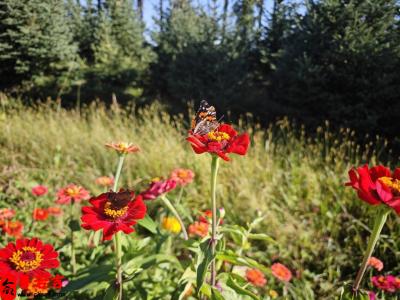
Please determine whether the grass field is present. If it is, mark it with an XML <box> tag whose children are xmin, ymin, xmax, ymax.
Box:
<box><xmin>0</xmin><ymin>96</ymin><xmax>399</xmax><ymax>299</ymax></box>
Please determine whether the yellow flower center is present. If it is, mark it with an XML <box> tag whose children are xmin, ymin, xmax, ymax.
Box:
<box><xmin>9</xmin><ymin>246</ymin><xmax>43</xmax><ymax>272</ymax></box>
<box><xmin>152</xmin><ymin>177</ymin><xmax>161</xmax><ymax>183</ymax></box>
<box><xmin>379</xmin><ymin>176</ymin><xmax>400</xmax><ymax>193</ymax></box>
<box><xmin>177</xmin><ymin>170</ymin><xmax>188</xmax><ymax>179</ymax></box>
<box><xmin>104</xmin><ymin>202</ymin><xmax>128</xmax><ymax>219</ymax></box>
<box><xmin>162</xmin><ymin>217</ymin><xmax>181</xmax><ymax>234</ymax></box>
<box><xmin>207</xmin><ymin>131</ymin><xmax>230</xmax><ymax>142</ymax></box>
<box><xmin>66</xmin><ymin>187</ymin><xmax>80</xmax><ymax>197</ymax></box>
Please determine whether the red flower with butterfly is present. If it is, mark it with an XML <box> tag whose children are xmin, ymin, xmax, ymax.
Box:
<box><xmin>187</xmin><ymin>101</ymin><xmax>250</xmax><ymax>161</ymax></box>
<box><xmin>346</xmin><ymin>164</ymin><xmax>400</xmax><ymax>214</ymax></box>
<box><xmin>81</xmin><ymin>190</ymin><xmax>146</xmax><ymax>241</ymax></box>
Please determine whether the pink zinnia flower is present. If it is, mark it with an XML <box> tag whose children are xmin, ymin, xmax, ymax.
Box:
<box><xmin>31</xmin><ymin>185</ymin><xmax>48</xmax><ymax>197</ymax></box>
<box><xmin>140</xmin><ymin>178</ymin><xmax>177</xmax><ymax>200</ymax></box>
<box><xmin>95</xmin><ymin>176</ymin><xmax>114</xmax><ymax>187</ymax></box>
<box><xmin>0</xmin><ymin>208</ymin><xmax>15</xmax><ymax>220</ymax></box>
<box><xmin>56</xmin><ymin>184</ymin><xmax>90</xmax><ymax>204</ymax></box>
<box><xmin>271</xmin><ymin>263</ymin><xmax>292</xmax><ymax>282</ymax></box>
<box><xmin>368</xmin><ymin>257</ymin><xmax>384</xmax><ymax>271</ymax></box>
<box><xmin>371</xmin><ymin>275</ymin><xmax>399</xmax><ymax>293</ymax></box>
<box><xmin>170</xmin><ymin>168</ymin><xmax>195</xmax><ymax>186</ymax></box>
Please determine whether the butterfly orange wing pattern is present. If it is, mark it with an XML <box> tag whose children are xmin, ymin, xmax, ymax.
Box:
<box><xmin>191</xmin><ymin>100</ymin><xmax>220</xmax><ymax>135</ymax></box>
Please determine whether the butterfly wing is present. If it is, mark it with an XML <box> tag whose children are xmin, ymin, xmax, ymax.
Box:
<box><xmin>191</xmin><ymin>100</ymin><xmax>219</xmax><ymax>135</ymax></box>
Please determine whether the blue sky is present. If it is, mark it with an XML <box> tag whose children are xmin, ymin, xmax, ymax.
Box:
<box><xmin>142</xmin><ymin>0</ymin><xmax>276</xmax><ymax>30</ymax></box>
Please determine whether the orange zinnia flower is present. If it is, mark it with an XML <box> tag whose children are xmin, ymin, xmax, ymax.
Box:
<box><xmin>105</xmin><ymin>142</ymin><xmax>140</xmax><ymax>155</ymax></box>
<box><xmin>170</xmin><ymin>168</ymin><xmax>195</xmax><ymax>186</ymax></box>
<box><xmin>271</xmin><ymin>263</ymin><xmax>292</xmax><ymax>282</ymax></box>
<box><xmin>245</xmin><ymin>268</ymin><xmax>267</xmax><ymax>287</ymax></box>
<box><xmin>3</xmin><ymin>221</ymin><xmax>24</xmax><ymax>238</ymax></box>
<box><xmin>56</xmin><ymin>184</ymin><xmax>90</xmax><ymax>204</ymax></box>
<box><xmin>47</xmin><ymin>207</ymin><xmax>62</xmax><ymax>216</ymax></box>
<box><xmin>188</xmin><ymin>221</ymin><xmax>209</xmax><ymax>238</ymax></box>
<box><xmin>33</xmin><ymin>208</ymin><xmax>49</xmax><ymax>221</ymax></box>
<box><xmin>95</xmin><ymin>176</ymin><xmax>114</xmax><ymax>187</ymax></box>
<box><xmin>368</xmin><ymin>257</ymin><xmax>384</xmax><ymax>271</ymax></box>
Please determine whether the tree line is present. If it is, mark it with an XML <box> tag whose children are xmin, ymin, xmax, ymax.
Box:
<box><xmin>1</xmin><ymin>0</ymin><xmax>400</xmax><ymax>141</ymax></box>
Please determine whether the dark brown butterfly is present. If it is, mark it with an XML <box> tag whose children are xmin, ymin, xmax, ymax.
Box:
<box><xmin>107</xmin><ymin>190</ymin><xmax>133</xmax><ymax>209</ymax></box>
<box><xmin>191</xmin><ymin>100</ymin><xmax>220</xmax><ymax>135</ymax></box>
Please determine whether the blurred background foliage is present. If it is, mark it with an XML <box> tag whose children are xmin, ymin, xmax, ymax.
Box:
<box><xmin>0</xmin><ymin>0</ymin><xmax>399</xmax><ymax>146</ymax></box>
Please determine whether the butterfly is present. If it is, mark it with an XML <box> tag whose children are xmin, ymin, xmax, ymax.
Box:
<box><xmin>191</xmin><ymin>100</ymin><xmax>220</xmax><ymax>135</ymax></box>
<box><xmin>107</xmin><ymin>190</ymin><xmax>132</xmax><ymax>209</ymax></box>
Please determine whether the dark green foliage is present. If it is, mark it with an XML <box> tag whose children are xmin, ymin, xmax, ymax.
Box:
<box><xmin>0</xmin><ymin>0</ymin><xmax>78</xmax><ymax>95</ymax></box>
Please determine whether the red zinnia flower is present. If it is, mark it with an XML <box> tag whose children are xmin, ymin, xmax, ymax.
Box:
<box><xmin>188</xmin><ymin>221</ymin><xmax>209</xmax><ymax>238</ymax></box>
<box><xmin>47</xmin><ymin>207</ymin><xmax>62</xmax><ymax>216</ymax></box>
<box><xmin>271</xmin><ymin>263</ymin><xmax>292</xmax><ymax>282</ymax></box>
<box><xmin>3</xmin><ymin>221</ymin><xmax>24</xmax><ymax>238</ymax></box>
<box><xmin>140</xmin><ymin>178</ymin><xmax>177</xmax><ymax>200</ymax></box>
<box><xmin>371</xmin><ymin>275</ymin><xmax>400</xmax><ymax>293</ymax></box>
<box><xmin>245</xmin><ymin>268</ymin><xmax>267</xmax><ymax>287</ymax></box>
<box><xmin>170</xmin><ymin>168</ymin><xmax>195</xmax><ymax>186</ymax></box>
<box><xmin>0</xmin><ymin>238</ymin><xmax>59</xmax><ymax>280</ymax></box>
<box><xmin>81</xmin><ymin>190</ymin><xmax>146</xmax><ymax>241</ymax></box>
<box><xmin>105</xmin><ymin>142</ymin><xmax>140</xmax><ymax>155</ymax></box>
<box><xmin>346</xmin><ymin>165</ymin><xmax>400</xmax><ymax>214</ymax></box>
<box><xmin>0</xmin><ymin>208</ymin><xmax>15</xmax><ymax>220</ymax></box>
<box><xmin>368</xmin><ymin>257</ymin><xmax>384</xmax><ymax>272</ymax></box>
<box><xmin>33</xmin><ymin>209</ymin><xmax>49</xmax><ymax>221</ymax></box>
<box><xmin>31</xmin><ymin>185</ymin><xmax>48</xmax><ymax>197</ymax></box>
<box><xmin>56</xmin><ymin>184</ymin><xmax>90</xmax><ymax>204</ymax></box>
<box><xmin>187</xmin><ymin>124</ymin><xmax>250</xmax><ymax>161</ymax></box>
<box><xmin>95</xmin><ymin>176</ymin><xmax>114</xmax><ymax>187</ymax></box>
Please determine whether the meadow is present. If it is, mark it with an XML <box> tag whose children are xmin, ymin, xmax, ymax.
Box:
<box><xmin>0</xmin><ymin>96</ymin><xmax>399</xmax><ymax>299</ymax></box>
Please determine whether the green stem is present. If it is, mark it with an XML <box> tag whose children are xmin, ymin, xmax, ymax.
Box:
<box><xmin>161</xmin><ymin>195</ymin><xmax>188</xmax><ymax>240</ymax></box>
<box><xmin>70</xmin><ymin>200</ymin><xmax>76</xmax><ymax>276</ymax></box>
<box><xmin>29</xmin><ymin>197</ymin><xmax>39</xmax><ymax>233</ymax></box>
<box><xmin>113</xmin><ymin>155</ymin><xmax>125</xmax><ymax>192</ymax></box>
<box><xmin>210</xmin><ymin>155</ymin><xmax>220</xmax><ymax>287</ymax></box>
<box><xmin>353</xmin><ymin>207</ymin><xmax>391</xmax><ymax>292</ymax></box>
<box><xmin>177</xmin><ymin>186</ymin><xmax>184</xmax><ymax>204</ymax></box>
<box><xmin>112</xmin><ymin>154</ymin><xmax>125</xmax><ymax>300</ymax></box>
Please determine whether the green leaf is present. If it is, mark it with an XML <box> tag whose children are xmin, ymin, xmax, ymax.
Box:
<box><xmin>227</xmin><ymin>274</ymin><xmax>260</xmax><ymax>300</ymax></box>
<box><xmin>196</xmin><ymin>238</ymin><xmax>215</xmax><ymax>294</ymax></box>
<box><xmin>247</xmin><ymin>233</ymin><xmax>276</xmax><ymax>243</ymax></box>
<box><xmin>68</xmin><ymin>219</ymin><xmax>81</xmax><ymax>232</ymax></box>
<box><xmin>103</xmin><ymin>283</ymin><xmax>117</xmax><ymax>300</ymax></box>
<box><xmin>216</xmin><ymin>251</ymin><xmax>269</xmax><ymax>274</ymax></box>
<box><xmin>137</xmin><ymin>214</ymin><xmax>158</xmax><ymax>234</ymax></box>
<box><xmin>62</xmin><ymin>265</ymin><xmax>115</xmax><ymax>292</ymax></box>
<box><xmin>124</xmin><ymin>254</ymin><xmax>183</xmax><ymax>274</ymax></box>
<box><xmin>211</xmin><ymin>287</ymin><xmax>225</xmax><ymax>300</ymax></box>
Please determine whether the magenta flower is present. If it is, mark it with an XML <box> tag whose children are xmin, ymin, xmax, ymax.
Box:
<box><xmin>140</xmin><ymin>178</ymin><xmax>177</xmax><ymax>200</ymax></box>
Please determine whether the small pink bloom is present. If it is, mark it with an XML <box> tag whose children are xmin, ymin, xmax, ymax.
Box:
<box><xmin>170</xmin><ymin>168</ymin><xmax>195</xmax><ymax>186</ymax></box>
<box><xmin>140</xmin><ymin>178</ymin><xmax>177</xmax><ymax>200</ymax></box>
<box><xmin>0</xmin><ymin>208</ymin><xmax>15</xmax><ymax>220</ymax></box>
<box><xmin>105</xmin><ymin>142</ymin><xmax>140</xmax><ymax>155</ymax></box>
<box><xmin>368</xmin><ymin>291</ymin><xmax>376</xmax><ymax>300</ymax></box>
<box><xmin>31</xmin><ymin>185</ymin><xmax>48</xmax><ymax>197</ymax></box>
<box><xmin>271</xmin><ymin>263</ymin><xmax>292</xmax><ymax>282</ymax></box>
<box><xmin>368</xmin><ymin>257</ymin><xmax>384</xmax><ymax>271</ymax></box>
<box><xmin>95</xmin><ymin>176</ymin><xmax>114</xmax><ymax>187</ymax></box>
<box><xmin>56</xmin><ymin>184</ymin><xmax>90</xmax><ymax>204</ymax></box>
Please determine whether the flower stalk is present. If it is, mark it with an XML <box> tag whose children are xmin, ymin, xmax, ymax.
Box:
<box><xmin>160</xmin><ymin>195</ymin><xmax>188</xmax><ymax>240</ymax></box>
<box><xmin>353</xmin><ymin>206</ymin><xmax>391</xmax><ymax>292</ymax></box>
<box><xmin>210</xmin><ymin>155</ymin><xmax>220</xmax><ymax>287</ymax></box>
<box><xmin>112</xmin><ymin>154</ymin><xmax>125</xmax><ymax>300</ymax></box>
<box><xmin>70</xmin><ymin>199</ymin><xmax>76</xmax><ymax>275</ymax></box>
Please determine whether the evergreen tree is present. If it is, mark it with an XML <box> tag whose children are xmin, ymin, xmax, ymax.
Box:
<box><xmin>0</xmin><ymin>0</ymin><xmax>78</xmax><ymax>94</ymax></box>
